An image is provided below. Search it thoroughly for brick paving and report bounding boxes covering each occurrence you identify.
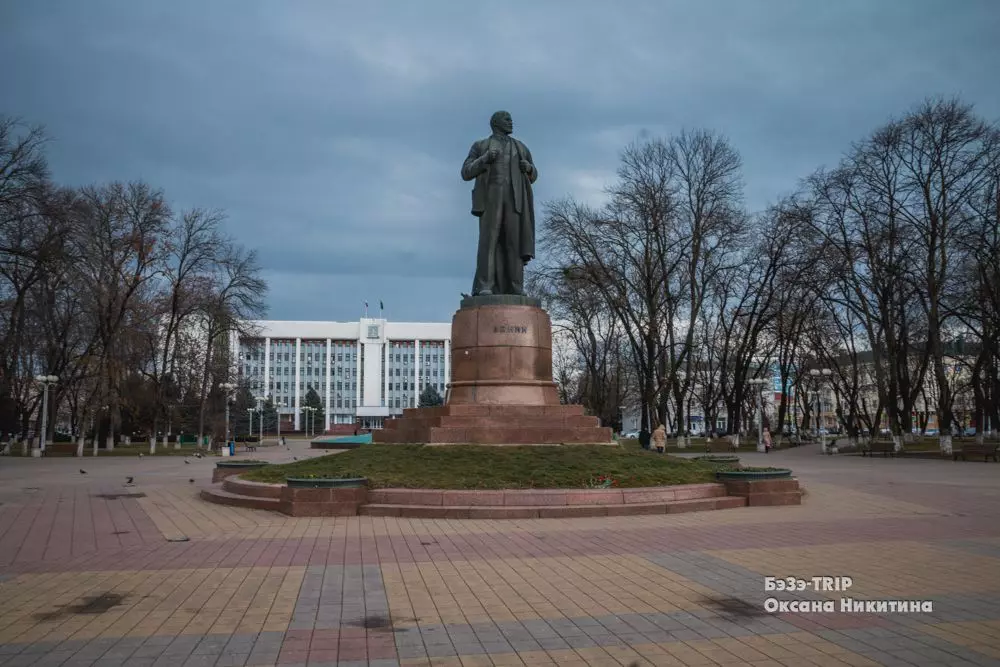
[1,444,999,666]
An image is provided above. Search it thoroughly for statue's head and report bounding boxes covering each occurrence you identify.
[490,110,513,135]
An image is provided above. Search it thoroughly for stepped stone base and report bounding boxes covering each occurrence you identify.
[373,403,613,445]
[200,477,751,518]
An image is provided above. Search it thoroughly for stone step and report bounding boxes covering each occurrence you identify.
[358,496,746,519]
[377,425,613,445]
[367,483,726,506]
[200,486,282,512]
[386,414,601,429]
[222,477,283,499]
[400,404,586,419]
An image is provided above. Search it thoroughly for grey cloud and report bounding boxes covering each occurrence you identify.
[3,0,998,322]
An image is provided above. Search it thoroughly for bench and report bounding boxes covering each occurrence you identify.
[953,442,999,462]
[705,439,736,453]
[42,442,78,456]
[862,440,896,458]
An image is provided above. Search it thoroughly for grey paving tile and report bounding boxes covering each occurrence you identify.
[424,644,457,658]
[121,658,158,667]
[394,644,428,659]
[31,652,75,667]
[451,642,485,655]
[245,650,279,667]
[130,645,167,659]
[59,659,96,667]
[180,655,219,667]
[141,637,176,647]
[213,653,248,667]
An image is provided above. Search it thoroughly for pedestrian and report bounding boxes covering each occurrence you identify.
[651,424,666,454]
[763,417,772,453]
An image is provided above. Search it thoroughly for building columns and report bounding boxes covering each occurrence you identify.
[384,342,390,410]
[325,338,332,431]
[263,337,271,407]
[294,338,301,430]
[414,339,421,407]
[355,340,362,415]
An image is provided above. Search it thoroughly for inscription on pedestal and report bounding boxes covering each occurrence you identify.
[494,325,529,334]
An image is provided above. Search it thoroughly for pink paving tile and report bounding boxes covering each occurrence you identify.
[277,649,309,664]
[336,645,367,661]
[367,643,399,659]
[307,648,340,662]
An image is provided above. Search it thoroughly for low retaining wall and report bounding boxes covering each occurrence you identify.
[366,484,724,507]
[202,476,802,517]
[720,478,802,506]
[278,486,368,517]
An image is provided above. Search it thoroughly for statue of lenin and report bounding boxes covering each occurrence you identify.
[461,111,537,296]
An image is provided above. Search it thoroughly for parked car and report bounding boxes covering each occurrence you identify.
[964,427,977,436]
[622,431,639,439]
[924,429,939,436]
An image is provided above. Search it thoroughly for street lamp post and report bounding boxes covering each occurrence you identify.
[747,378,768,453]
[255,397,264,448]
[33,375,59,457]
[809,368,833,453]
[220,382,236,450]
[276,399,281,443]
[303,406,317,437]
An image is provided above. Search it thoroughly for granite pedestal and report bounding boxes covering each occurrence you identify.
[373,295,613,445]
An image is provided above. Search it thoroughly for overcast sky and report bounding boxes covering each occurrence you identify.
[4,1,999,323]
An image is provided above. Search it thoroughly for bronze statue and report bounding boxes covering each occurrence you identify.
[461,111,537,296]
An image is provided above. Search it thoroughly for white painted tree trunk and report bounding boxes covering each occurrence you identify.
[976,432,985,444]
[105,434,114,451]
[149,435,156,455]
[891,435,902,452]
[939,435,953,454]
[76,433,85,457]
[677,436,686,449]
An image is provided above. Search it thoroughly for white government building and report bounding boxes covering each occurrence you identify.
[233,318,451,431]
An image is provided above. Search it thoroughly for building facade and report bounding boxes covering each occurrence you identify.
[233,318,451,431]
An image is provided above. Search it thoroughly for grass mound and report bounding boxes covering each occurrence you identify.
[241,444,717,489]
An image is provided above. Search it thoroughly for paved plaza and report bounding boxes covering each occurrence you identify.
[0,443,998,667]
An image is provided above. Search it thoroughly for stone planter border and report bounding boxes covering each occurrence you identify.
[286,477,368,489]
[719,477,802,506]
[212,461,269,482]
[716,469,792,481]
